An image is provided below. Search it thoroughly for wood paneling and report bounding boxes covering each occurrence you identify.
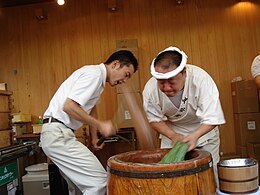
[0,0,259,154]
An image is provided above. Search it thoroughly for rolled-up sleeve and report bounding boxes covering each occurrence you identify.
[196,76,226,125]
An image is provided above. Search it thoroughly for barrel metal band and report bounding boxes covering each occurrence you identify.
[107,161,212,179]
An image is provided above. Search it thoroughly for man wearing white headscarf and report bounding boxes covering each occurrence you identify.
[251,55,260,89]
[143,46,225,187]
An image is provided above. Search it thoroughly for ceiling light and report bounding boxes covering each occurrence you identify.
[57,0,65,5]
[176,0,184,5]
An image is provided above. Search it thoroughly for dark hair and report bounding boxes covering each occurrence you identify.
[154,50,182,70]
[104,50,138,72]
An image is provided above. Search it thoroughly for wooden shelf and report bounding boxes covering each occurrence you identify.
[0,90,13,95]
[15,133,40,139]
[0,90,13,148]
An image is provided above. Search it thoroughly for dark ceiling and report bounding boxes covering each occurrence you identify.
[0,0,54,8]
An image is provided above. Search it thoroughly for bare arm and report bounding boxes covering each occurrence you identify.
[89,106,98,140]
[63,98,116,138]
[254,75,260,89]
[182,124,216,151]
[150,121,183,145]
[89,106,104,150]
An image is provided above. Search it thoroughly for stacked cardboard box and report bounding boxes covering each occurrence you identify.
[231,80,260,157]
[247,142,260,185]
[115,39,140,129]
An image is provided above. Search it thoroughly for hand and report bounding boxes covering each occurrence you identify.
[97,120,117,138]
[92,137,104,151]
[169,133,184,146]
[182,133,200,151]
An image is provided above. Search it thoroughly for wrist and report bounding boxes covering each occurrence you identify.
[168,131,177,140]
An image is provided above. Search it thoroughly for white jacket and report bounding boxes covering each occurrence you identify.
[143,64,225,148]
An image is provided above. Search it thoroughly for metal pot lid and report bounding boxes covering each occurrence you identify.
[218,158,258,168]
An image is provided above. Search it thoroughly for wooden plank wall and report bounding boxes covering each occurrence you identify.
[0,0,259,154]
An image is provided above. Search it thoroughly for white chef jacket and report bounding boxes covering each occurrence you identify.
[143,64,226,148]
[44,63,106,130]
[251,55,260,78]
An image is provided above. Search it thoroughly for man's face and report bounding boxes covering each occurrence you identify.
[155,60,186,97]
[109,62,135,87]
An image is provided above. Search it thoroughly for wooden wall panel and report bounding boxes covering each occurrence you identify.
[0,0,260,154]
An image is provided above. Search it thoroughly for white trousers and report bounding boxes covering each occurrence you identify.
[40,122,107,195]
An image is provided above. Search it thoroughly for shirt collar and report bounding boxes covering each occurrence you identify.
[99,63,107,87]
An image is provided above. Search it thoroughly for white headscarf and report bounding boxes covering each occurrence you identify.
[150,46,188,79]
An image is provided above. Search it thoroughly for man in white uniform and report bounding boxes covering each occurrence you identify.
[143,46,225,187]
[251,55,260,89]
[40,50,138,195]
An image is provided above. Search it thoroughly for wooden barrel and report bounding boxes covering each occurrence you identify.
[217,158,259,194]
[107,149,216,195]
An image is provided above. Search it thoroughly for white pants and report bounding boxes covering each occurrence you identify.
[40,122,107,195]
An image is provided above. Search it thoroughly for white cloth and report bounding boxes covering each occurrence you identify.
[150,46,188,79]
[251,55,260,78]
[40,123,107,195]
[143,64,225,147]
[43,63,106,130]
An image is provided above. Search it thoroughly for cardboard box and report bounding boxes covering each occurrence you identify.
[11,113,31,123]
[245,147,260,186]
[12,124,27,135]
[231,80,259,113]
[32,124,42,134]
[116,92,142,128]
[247,142,260,158]
[220,153,240,161]
[234,113,260,146]
[236,145,248,157]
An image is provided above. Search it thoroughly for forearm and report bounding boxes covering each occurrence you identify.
[63,98,99,129]
[183,124,216,150]
[254,75,260,89]
[193,124,216,139]
[150,121,176,139]
[63,98,116,138]
[89,106,98,140]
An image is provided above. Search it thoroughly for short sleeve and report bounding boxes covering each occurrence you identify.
[68,72,102,106]
[196,76,225,125]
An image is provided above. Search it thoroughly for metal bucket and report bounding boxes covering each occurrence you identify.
[218,158,259,194]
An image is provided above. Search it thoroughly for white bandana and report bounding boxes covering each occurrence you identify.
[150,46,188,79]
